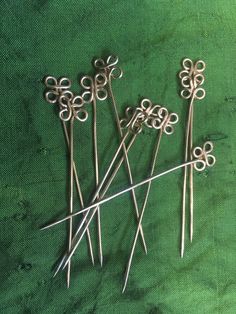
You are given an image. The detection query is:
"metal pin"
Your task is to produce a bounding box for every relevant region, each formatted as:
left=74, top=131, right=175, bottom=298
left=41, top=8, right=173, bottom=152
left=44, top=77, right=94, bottom=286
left=94, top=55, right=147, bottom=253
left=49, top=101, right=150, bottom=276
left=52, top=134, right=137, bottom=277
left=59, top=91, right=87, bottom=288
left=45, top=99, right=169, bottom=276
left=47, top=103, right=186, bottom=272
left=41, top=132, right=135, bottom=233
left=41, top=141, right=215, bottom=230
left=80, top=73, right=108, bottom=267
left=179, top=58, right=206, bottom=257
left=67, top=115, right=74, bottom=288
left=56, top=142, right=215, bottom=271
left=50, top=129, right=132, bottom=276
left=61, top=121, right=94, bottom=266
left=122, top=109, right=179, bottom=293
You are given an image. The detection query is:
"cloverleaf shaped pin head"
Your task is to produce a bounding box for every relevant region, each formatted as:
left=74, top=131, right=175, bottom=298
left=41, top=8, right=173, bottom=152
left=193, top=141, right=216, bottom=172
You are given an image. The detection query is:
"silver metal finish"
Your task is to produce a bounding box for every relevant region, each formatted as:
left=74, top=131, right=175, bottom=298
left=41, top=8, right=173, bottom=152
left=80, top=73, right=108, bottom=266
left=122, top=110, right=179, bottom=293
left=41, top=142, right=215, bottom=231
left=179, top=58, right=206, bottom=257
left=94, top=55, right=147, bottom=253
left=58, top=141, right=215, bottom=271
left=44, top=76, right=94, bottom=287
left=47, top=99, right=173, bottom=276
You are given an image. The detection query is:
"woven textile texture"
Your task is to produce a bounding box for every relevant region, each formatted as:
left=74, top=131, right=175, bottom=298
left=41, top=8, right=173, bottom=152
left=1, top=0, right=236, bottom=313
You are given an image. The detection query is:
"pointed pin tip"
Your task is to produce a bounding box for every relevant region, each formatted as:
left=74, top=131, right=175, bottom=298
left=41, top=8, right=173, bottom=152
left=40, top=226, right=48, bottom=231
left=122, top=283, right=127, bottom=294
left=53, top=268, right=60, bottom=278
left=62, top=262, right=67, bottom=271
left=53, top=271, right=58, bottom=278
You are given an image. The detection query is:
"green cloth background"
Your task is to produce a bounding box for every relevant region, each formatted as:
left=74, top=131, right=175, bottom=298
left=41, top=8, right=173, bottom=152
left=1, top=0, right=236, bottom=313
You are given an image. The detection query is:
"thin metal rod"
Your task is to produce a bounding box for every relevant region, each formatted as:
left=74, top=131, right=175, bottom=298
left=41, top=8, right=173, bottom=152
left=67, top=131, right=130, bottom=241
left=122, top=129, right=163, bottom=293
left=189, top=104, right=194, bottom=242
left=108, top=80, right=147, bottom=253
left=52, top=135, right=137, bottom=277
left=61, top=121, right=94, bottom=265
left=181, top=97, right=194, bottom=258
left=67, top=117, right=74, bottom=288
left=49, top=130, right=130, bottom=277
left=92, top=98, right=103, bottom=266
left=61, top=159, right=198, bottom=270
left=42, top=159, right=197, bottom=230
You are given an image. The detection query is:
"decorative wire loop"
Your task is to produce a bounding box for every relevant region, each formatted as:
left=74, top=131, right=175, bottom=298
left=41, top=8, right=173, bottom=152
left=93, top=55, right=123, bottom=80
left=44, top=76, right=72, bottom=103
left=120, top=107, right=143, bottom=134
left=80, top=73, right=108, bottom=102
left=119, top=99, right=178, bottom=135
left=44, top=75, right=88, bottom=122
left=179, top=58, right=206, bottom=100
left=59, top=93, right=88, bottom=122
left=193, top=141, right=216, bottom=171
left=161, top=112, right=179, bottom=135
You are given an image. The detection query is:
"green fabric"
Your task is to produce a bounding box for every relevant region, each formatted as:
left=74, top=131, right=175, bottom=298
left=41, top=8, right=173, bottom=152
left=1, top=0, right=236, bottom=313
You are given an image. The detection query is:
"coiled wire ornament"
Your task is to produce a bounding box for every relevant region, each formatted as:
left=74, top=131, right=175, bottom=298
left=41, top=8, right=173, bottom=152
left=44, top=76, right=88, bottom=122
left=119, top=98, right=176, bottom=134
left=93, top=55, right=123, bottom=81
left=193, top=141, right=216, bottom=172
left=179, top=58, right=206, bottom=258
left=179, top=58, right=205, bottom=100
left=44, top=76, right=71, bottom=102
left=80, top=73, right=108, bottom=103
